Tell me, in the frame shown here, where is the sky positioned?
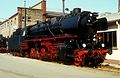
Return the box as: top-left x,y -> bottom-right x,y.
0,0 -> 118,21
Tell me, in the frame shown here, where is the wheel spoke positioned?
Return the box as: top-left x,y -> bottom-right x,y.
74,55 -> 82,66
40,48 -> 47,59
34,50 -> 40,59
30,48 -> 35,58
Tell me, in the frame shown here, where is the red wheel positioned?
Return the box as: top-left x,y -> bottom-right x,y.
34,50 -> 40,59
30,48 -> 35,58
74,54 -> 82,66
40,47 -> 47,59
74,54 -> 87,66
49,46 -> 58,60
74,50 -> 88,66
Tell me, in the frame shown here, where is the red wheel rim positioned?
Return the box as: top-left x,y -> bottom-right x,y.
40,48 -> 46,58
34,50 -> 40,59
74,55 -> 82,66
49,46 -> 58,60
30,48 -> 35,58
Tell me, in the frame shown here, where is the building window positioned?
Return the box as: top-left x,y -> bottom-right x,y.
28,17 -> 31,22
11,20 -> 13,25
22,17 -> 24,19
97,31 -> 117,48
22,17 -> 25,21
112,31 -> 117,47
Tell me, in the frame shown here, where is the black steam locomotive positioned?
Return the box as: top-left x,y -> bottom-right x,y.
8,8 -> 112,67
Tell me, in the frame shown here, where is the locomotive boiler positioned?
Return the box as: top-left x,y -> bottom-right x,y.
8,8 -> 112,67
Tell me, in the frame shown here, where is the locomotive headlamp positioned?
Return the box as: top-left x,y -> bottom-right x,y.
82,43 -> 86,48
88,20 -> 91,22
93,38 -> 96,41
70,39 -> 74,42
90,13 -> 93,17
101,43 -> 105,48
70,40 -> 72,42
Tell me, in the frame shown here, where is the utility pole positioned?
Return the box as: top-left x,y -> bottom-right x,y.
62,0 -> 65,15
118,0 -> 120,12
24,0 -> 27,31
22,0 -> 27,37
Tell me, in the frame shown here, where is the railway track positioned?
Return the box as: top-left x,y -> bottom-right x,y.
1,53 -> 120,73
97,65 -> 120,73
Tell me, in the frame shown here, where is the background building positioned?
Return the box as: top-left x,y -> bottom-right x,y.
95,0 -> 120,61
0,0 -> 63,38
0,7 -> 42,38
98,12 -> 120,60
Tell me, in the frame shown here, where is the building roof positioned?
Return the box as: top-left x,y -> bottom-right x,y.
46,11 -> 64,17
99,12 -> 120,22
0,13 -> 18,25
0,7 -> 63,26
17,7 -> 41,10
31,1 -> 42,9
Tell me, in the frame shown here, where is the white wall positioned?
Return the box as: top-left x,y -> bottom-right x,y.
106,21 -> 120,61
106,50 -> 120,60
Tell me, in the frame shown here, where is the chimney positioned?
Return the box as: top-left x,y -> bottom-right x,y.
118,0 -> 120,12
41,0 -> 46,21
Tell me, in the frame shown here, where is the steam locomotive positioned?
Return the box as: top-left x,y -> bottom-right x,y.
8,8 -> 112,67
